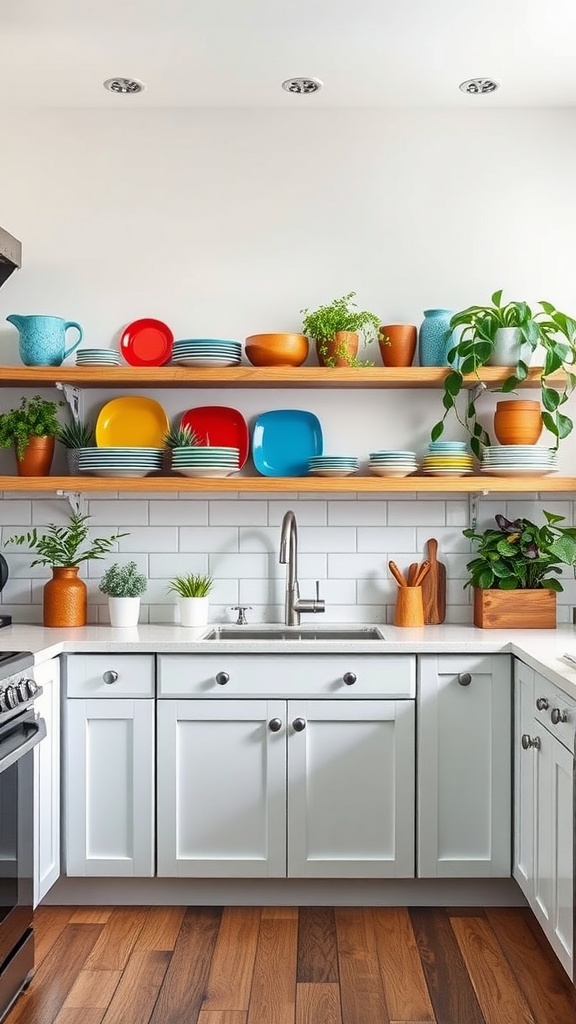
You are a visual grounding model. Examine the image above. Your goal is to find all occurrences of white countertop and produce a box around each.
[2,621,576,700]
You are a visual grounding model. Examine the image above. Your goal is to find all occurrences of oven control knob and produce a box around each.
[17,681,30,702]
[5,686,19,708]
[24,678,39,698]
[0,690,7,712]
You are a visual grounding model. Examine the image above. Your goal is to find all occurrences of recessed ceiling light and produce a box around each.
[281,77,323,95]
[459,78,499,95]
[103,77,146,95]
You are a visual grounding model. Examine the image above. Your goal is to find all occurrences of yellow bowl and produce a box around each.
[245,333,309,367]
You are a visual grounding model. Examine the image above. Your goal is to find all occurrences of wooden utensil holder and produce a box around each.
[393,586,424,627]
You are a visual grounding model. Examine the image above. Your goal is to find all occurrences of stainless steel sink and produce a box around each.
[205,626,386,641]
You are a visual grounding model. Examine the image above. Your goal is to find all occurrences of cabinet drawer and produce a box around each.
[534,675,576,753]
[63,654,155,698]
[157,653,415,698]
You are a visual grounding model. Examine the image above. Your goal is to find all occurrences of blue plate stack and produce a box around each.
[171,339,241,367]
[422,440,475,476]
[307,456,359,477]
[368,450,418,477]
[75,348,121,366]
[481,445,558,477]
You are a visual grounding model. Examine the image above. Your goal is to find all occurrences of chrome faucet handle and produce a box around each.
[316,580,321,601]
[231,605,252,625]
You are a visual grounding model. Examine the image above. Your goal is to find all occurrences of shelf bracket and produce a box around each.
[468,491,489,530]
[56,490,87,517]
[468,380,489,404]
[55,382,82,425]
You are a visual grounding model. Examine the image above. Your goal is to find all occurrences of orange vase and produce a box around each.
[316,331,359,367]
[378,324,417,367]
[16,435,55,476]
[493,400,543,446]
[43,566,87,627]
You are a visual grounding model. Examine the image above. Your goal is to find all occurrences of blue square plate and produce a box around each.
[252,410,323,476]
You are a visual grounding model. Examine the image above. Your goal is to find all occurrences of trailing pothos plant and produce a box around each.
[431,290,576,457]
[463,511,576,592]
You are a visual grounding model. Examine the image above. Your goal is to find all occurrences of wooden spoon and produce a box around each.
[388,561,407,587]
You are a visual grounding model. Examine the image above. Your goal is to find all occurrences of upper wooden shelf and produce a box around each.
[1,475,574,494]
[0,365,557,390]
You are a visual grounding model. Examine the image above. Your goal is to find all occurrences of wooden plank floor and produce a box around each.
[6,905,576,1024]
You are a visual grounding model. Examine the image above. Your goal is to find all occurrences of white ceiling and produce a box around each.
[1,0,575,108]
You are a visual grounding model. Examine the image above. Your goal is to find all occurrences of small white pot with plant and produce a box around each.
[167,573,215,627]
[99,561,147,627]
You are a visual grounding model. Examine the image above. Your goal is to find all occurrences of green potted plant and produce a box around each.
[5,512,127,627]
[0,394,62,475]
[57,418,95,474]
[463,510,576,628]
[432,290,576,456]
[300,291,381,367]
[167,572,215,627]
[99,561,147,627]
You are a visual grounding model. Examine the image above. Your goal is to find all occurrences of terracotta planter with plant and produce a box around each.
[167,572,215,627]
[300,292,381,368]
[431,290,576,457]
[0,394,62,476]
[5,512,126,627]
[99,561,147,627]
[463,511,576,629]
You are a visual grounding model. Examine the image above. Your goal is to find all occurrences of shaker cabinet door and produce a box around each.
[33,657,61,905]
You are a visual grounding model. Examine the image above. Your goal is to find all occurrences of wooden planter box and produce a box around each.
[473,587,557,629]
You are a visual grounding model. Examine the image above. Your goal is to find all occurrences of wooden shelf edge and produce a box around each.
[1,476,574,494]
[0,365,561,389]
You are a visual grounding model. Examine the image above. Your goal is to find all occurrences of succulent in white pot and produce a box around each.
[167,572,215,627]
[99,561,147,627]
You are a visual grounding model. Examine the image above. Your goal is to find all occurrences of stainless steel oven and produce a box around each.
[0,653,45,1023]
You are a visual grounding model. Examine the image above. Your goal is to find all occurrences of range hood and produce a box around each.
[0,227,21,289]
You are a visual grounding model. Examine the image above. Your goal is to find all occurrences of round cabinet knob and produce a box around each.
[343,672,357,686]
[551,707,568,725]
[536,697,549,711]
[521,734,541,750]
[292,717,306,732]
[457,672,472,687]
[268,718,282,732]
[102,670,119,685]
[215,672,230,686]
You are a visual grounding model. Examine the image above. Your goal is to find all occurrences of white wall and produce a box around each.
[1,107,576,625]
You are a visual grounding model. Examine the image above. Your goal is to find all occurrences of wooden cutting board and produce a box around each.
[421,538,446,624]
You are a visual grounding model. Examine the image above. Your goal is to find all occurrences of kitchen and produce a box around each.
[1,0,576,1021]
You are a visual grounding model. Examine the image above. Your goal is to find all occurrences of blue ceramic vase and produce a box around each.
[418,309,454,367]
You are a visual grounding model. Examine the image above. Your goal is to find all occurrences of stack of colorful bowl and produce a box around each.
[172,446,240,478]
[75,348,121,366]
[368,450,418,477]
[171,340,241,367]
[77,447,164,477]
[481,445,558,477]
[421,441,475,476]
[307,455,359,477]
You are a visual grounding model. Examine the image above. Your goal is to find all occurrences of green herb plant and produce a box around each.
[300,292,380,368]
[0,395,63,460]
[99,561,147,598]
[463,511,576,592]
[167,573,215,598]
[432,290,576,456]
[5,512,127,567]
[163,425,202,449]
[56,419,94,449]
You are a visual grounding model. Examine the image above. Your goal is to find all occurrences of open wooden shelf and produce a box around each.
[0,365,559,389]
[1,475,574,494]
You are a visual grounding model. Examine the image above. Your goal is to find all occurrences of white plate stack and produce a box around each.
[77,447,164,477]
[171,340,242,367]
[75,348,121,366]
[481,445,558,476]
[368,450,418,477]
[307,456,359,477]
[172,446,240,478]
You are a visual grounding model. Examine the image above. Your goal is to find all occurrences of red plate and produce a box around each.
[120,318,174,367]
[180,406,249,468]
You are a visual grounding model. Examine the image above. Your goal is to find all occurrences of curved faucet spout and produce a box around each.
[279,509,324,626]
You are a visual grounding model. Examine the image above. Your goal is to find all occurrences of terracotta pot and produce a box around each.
[16,435,55,476]
[378,324,417,367]
[43,566,87,627]
[493,400,543,446]
[316,331,359,367]
[473,587,556,629]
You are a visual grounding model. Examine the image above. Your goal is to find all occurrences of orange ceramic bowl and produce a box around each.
[245,333,309,367]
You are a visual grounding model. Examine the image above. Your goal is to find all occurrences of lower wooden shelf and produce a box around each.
[1,475,574,494]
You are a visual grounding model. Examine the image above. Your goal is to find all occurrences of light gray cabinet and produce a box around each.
[63,654,155,877]
[514,660,574,978]
[417,654,511,878]
[33,657,60,906]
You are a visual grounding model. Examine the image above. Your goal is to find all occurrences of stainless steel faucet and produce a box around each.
[279,510,325,626]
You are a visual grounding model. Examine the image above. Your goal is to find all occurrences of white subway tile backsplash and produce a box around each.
[87,501,149,525]
[238,527,278,552]
[328,501,386,526]
[150,552,208,577]
[298,527,356,553]
[209,552,269,578]
[181,527,238,552]
[357,527,416,552]
[445,500,469,527]
[119,527,179,553]
[388,501,445,526]
[150,500,208,525]
[415,526,470,553]
[210,501,268,525]
[0,501,31,525]
[328,553,384,579]
[268,501,327,525]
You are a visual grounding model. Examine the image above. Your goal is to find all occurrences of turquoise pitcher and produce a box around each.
[7,314,83,367]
